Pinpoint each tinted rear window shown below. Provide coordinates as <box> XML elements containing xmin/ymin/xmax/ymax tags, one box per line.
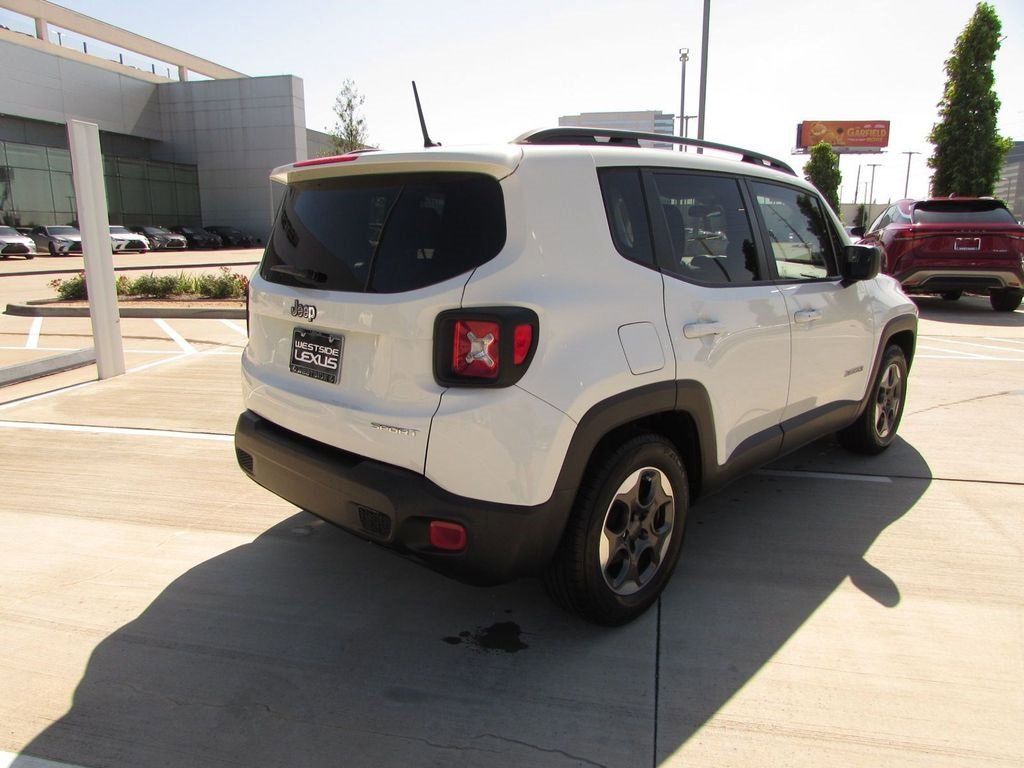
<box><xmin>912</xmin><ymin>201</ymin><xmax>1016</xmax><ymax>224</ymax></box>
<box><xmin>261</xmin><ymin>172</ymin><xmax>506</xmax><ymax>294</ymax></box>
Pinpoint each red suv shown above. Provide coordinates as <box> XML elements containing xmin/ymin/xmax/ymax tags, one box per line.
<box><xmin>855</xmin><ymin>197</ymin><xmax>1024</xmax><ymax>312</ymax></box>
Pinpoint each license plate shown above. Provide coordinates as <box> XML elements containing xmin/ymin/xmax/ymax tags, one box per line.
<box><xmin>954</xmin><ymin>237</ymin><xmax>981</xmax><ymax>251</ymax></box>
<box><xmin>289</xmin><ymin>328</ymin><xmax>344</xmax><ymax>384</ymax></box>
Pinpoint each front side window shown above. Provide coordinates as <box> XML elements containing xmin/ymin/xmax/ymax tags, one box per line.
<box><xmin>650</xmin><ymin>172</ymin><xmax>762</xmax><ymax>284</ymax></box>
<box><xmin>750</xmin><ymin>182</ymin><xmax>838</xmax><ymax>281</ymax></box>
<box><xmin>868</xmin><ymin>207</ymin><xmax>894</xmax><ymax>233</ymax></box>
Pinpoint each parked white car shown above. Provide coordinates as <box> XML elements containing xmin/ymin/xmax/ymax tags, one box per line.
<box><xmin>0</xmin><ymin>226</ymin><xmax>35</xmax><ymax>259</ymax></box>
<box><xmin>30</xmin><ymin>225</ymin><xmax>81</xmax><ymax>256</ymax></box>
<box><xmin>234</xmin><ymin>128</ymin><xmax>918</xmax><ymax>624</ymax></box>
<box><xmin>109</xmin><ymin>225</ymin><xmax>150</xmax><ymax>253</ymax></box>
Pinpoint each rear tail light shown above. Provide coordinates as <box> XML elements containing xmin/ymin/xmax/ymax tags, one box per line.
<box><xmin>434</xmin><ymin>308</ymin><xmax>539</xmax><ymax>387</ymax></box>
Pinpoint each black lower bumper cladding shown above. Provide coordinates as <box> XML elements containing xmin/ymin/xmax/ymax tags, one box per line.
<box><xmin>233</xmin><ymin>411</ymin><xmax>573</xmax><ymax>585</ymax></box>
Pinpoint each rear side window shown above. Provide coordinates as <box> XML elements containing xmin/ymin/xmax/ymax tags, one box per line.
<box><xmin>598</xmin><ymin>168</ymin><xmax>654</xmax><ymax>266</ymax></box>
<box><xmin>912</xmin><ymin>200</ymin><xmax>1016</xmax><ymax>224</ymax></box>
<box><xmin>650</xmin><ymin>172</ymin><xmax>762</xmax><ymax>284</ymax></box>
<box><xmin>261</xmin><ymin>172</ymin><xmax>506</xmax><ymax>293</ymax></box>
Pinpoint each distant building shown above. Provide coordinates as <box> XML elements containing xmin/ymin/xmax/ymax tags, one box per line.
<box><xmin>995</xmin><ymin>141</ymin><xmax>1023</xmax><ymax>217</ymax></box>
<box><xmin>558</xmin><ymin>110</ymin><xmax>676</xmax><ymax>150</ymax></box>
<box><xmin>0</xmin><ymin>0</ymin><xmax>330</xmax><ymax>240</ymax></box>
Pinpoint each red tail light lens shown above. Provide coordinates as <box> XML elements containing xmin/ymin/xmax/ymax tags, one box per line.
<box><xmin>513</xmin><ymin>324</ymin><xmax>533</xmax><ymax>365</ymax></box>
<box><xmin>452</xmin><ymin>320</ymin><xmax>500</xmax><ymax>379</ymax></box>
<box><xmin>434</xmin><ymin>308</ymin><xmax>538</xmax><ymax>388</ymax></box>
<box><xmin>429</xmin><ymin>520</ymin><xmax>467</xmax><ymax>552</ymax></box>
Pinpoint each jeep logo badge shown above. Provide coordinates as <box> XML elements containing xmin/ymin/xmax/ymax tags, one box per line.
<box><xmin>290</xmin><ymin>299</ymin><xmax>317</xmax><ymax>322</ymax></box>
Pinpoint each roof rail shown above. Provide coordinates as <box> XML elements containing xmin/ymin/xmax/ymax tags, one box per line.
<box><xmin>513</xmin><ymin>127</ymin><xmax>796</xmax><ymax>176</ymax></box>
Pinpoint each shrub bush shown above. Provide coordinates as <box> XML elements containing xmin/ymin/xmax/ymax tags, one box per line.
<box><xmin>50</xmin><ymin>267</ymin><xmax>249</xmax><ymax>301</ymax></box>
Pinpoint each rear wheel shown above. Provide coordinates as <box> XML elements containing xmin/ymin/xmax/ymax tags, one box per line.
<box><xmin>941</xmin><ymin>291</ymin><xmax>962</xmax><ymax>301</ymax></box>
<box><xmin>837</xmin><ymin>344</ymin><xmax>908</xmax><ymax>455</ymax></box>
<box><xmin>990</xmin><ymin>290</ymin><xmax>1023</xmax><ymax>312</ymax></box>
<box><xmin>544</xmin><ymin>434</ymin><xmax>689</xmax><ymax>625</ymax></box>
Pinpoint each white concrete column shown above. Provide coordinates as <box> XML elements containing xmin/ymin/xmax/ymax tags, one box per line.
<box><xmin>178</xmin><ymin>64</ymin><xmax>188</xmax><ymax>82</ymax></box>
<box><xmin>67</xmin><ymin>119</ymin><xmax>125</xmax><ymax>379</ymax></box>
<box><xmin>34</xmin><ymin>15</ymin><xmax>48</xmax><ymax>42</ymax></box>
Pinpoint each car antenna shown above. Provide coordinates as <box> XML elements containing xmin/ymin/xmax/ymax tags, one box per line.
<box><xmin>412</xmin><ymin>81</ymin><xmax>440</xmax><ymax>148</ymax></box>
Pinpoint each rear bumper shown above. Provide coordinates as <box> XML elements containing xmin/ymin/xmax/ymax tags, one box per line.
<box><xmin>897</xmin><ymin>268</ymin><xmax>1023</xmax><ymax>294</ymax></box>
<box><xmin>234</xmin><ymin>410</ymin><xmax>574</xmax><ymax>585</ymax></box>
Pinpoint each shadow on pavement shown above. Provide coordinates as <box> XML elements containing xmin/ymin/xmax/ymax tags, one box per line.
<box><xmin>913</xmin><ymin>295</ymin><xmax>1024</xmax><ymax>326</ymax></box>
<box><xmin>15</xmin><ymin>438</ymin><xmax>931</xmax><ymax>768</ymax></box>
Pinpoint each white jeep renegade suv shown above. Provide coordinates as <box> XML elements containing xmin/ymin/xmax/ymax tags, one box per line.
<box><xmin>234</xmin><ymin>128</ymin><xmax>918</xmax><ymax>625</ymax></box>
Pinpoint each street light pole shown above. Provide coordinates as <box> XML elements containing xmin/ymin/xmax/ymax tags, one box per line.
<box><xmin>678</xmin><ymin>48</ymin><xmax>689</xmax><ymax>151</ymax></box>
<box><xmin>902</xmin><ymin>151</ymin><xmax>920</xmax><ymax>198</ymax></box>
<box><xmin>867</xmin><ymin>163</ymin><xmax>882</xmax><ymax>220</ymax></box>
<box><xmin>853</xmin><ymin>164</ymin><xmax>862</xmax><ymax>205</ymax></box>
<box><xmin>697</xmin><ymin>0</ymin><xmax>711</xmax><ymax>150</ymax></box>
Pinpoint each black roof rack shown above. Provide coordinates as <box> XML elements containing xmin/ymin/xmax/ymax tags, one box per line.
<box><xmin>513</xmin><ymin>127</ymin><xmax>796</xmax><ymax>177</ymax></box>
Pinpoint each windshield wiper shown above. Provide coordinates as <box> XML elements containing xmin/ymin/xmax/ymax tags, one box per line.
<box><xmin>269</xmin><ymin>264</ymin><xmax>327</xmax><ymax>286</ymax></box>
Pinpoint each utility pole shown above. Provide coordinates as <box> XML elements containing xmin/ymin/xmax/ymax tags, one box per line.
<box><xmin>697</xmin><ymin>0</ymin><xmax>711</xmax><ymax>150</ymax></box>
<box><xmin>867</xmin><ymin>163</ymin><xmax>882</xmax><ymax>206</ymax></box>
<box><xmin>678</xmin><ymin>48</ymin><xmax>689</xmax><ymax>151</ymax></box>
<box><xmin>902</xmin><ymin>151</ymin><xmax>920</xmax><ymax>198</ymax></box>
<box><xmin>682</xmin><ymin>116</ymin><xmax>698</xmax><ymax>137</ymax></box>
<box><xmin>853</xmin><ymin>164</ymin><xmax>862</xmax><ymax>205</ymax></box>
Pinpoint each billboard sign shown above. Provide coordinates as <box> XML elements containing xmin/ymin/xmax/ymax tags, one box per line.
<box><xmin>796</xmin><ymin>121</ymin><xmax>890</xmax><ymax>153</ymax></box>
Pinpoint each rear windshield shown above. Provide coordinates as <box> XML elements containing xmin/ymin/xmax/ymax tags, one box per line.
<box><xmin>912</xmin><ymin>200</ymin><xmax>1016</xmax><ymax>224</ymax></box>
<box><xmin>261</xmin><ymin>172</ymin><xmax>506</xmax><ymax>294</ymax></box>
<box><xmin>0</xmin><ymin>227</ymin><xmax>18</xmax><ymax>236</ymax></box>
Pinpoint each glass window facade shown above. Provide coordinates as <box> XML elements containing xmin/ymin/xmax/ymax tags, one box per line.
<box><xmin>0</xmin><ymin>140</ymin><xmax>201</xmax><ymax>228</ymax></box>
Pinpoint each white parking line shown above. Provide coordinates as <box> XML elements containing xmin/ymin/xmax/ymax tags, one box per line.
<box><xmin>0</xmin><ymin>419</ymin><xmax>233</xmax><ymax>442</ymax></box>
<box><xmin>220</xmin><ymin>318</ymin><xmax>248</xmax><ymax>337</ymax></box>
<box><xmin>917</xmin><ymin>343</ymin><xmax>986</xmax><ymax>359</ymax></box>
<box><xmin>928</xmin><ymin>337</ymin><xmax>1024</xmax><ymax>354</ymax></box>
<box><xmin>985</xmin><ymin>337</ymin><xmax>1024</xmax><ymax>345</ymax></box>
<box><xmin>0</xmin><ymin>748</ymin><xmax>91</xmax><ymax>768</ymax></box>
<box><xmin>153</xmin><ymin>318</ymin><xmax>196</xmax><ymax>354</ymax></box>
<box><xmin>757</xmin><ymin>469</ymin><xmax>892</xmax><ymax>484</ymax></box>
<box><xmin>25</xmin><ymin>317</ymin><xmax>42</xmax><ymax>349</ymax></box>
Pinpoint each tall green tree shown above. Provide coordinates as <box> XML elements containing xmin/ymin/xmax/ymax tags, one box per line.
<box><xmin>329</xmin><ymin>80</ymin><xmax>370</xmax><ymax>154</ymax></box>
<box><xmin>803</xmin><ymin>142</ymin><xmax>842</xmax><ymax>214</ymax></box>
<box><xmin>928</xmin><ymin>2</ymin><xmax>1012</xmax><ymax>196</ymax></box>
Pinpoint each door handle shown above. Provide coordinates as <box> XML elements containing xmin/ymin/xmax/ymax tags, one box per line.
<box><xmin>793</xmin><ymin>308</ymin><xmax>822</xmax><ymax>324</ymax></box>
<box><xmin>683</xmin><ymin>321</ymin><xmax>725</xmax><ymax>339</ymax></box>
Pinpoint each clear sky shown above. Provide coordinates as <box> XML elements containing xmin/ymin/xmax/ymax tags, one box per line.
<box><xmin>8</xmin><ymin>0</ymin><xmax>1023</xmax><ymax>205</ymax></box>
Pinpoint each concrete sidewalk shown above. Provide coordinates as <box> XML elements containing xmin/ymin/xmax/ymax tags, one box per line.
<box><xmin>0</xmin><ymin>306</ymin><xmax>1021</xmax><ymax>767</ymax></box>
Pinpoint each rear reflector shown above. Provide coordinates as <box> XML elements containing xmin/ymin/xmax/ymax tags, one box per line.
<box><xmin>429</xmin><ymin>521</ymin><xmax>467</xmax><ymax>552</ymax></box>
<box><xmin>513</xmin><ymin>324</ymin><xmax>533</xmax><ymax>365</ymax></box>
<box><xmin>294</xmin><ymin>154</ymin><xmax>360</xmax><ymax>167</ymax></box>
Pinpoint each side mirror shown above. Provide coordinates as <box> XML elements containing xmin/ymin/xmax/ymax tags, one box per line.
<box><xmin>848</xmin><ymin>226</ymin><xmax>865</xmax><ymax>238</ymax></box>
<box><xmin>841</xmin><ymin>244</ymin><xmax>881</xmax><ymax>286</ymax></box>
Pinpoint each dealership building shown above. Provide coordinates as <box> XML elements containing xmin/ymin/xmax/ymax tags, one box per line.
<box><xmin>0</xmin><ymin>0</ymin><xmax>330</xmax><ymax>241</ymax></box>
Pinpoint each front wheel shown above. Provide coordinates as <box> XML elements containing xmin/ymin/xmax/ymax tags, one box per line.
<box><xmin>837</xmin><ymin>344</ymin><xmax>908</xmax><ymax>455</ymax></box>
<box><xmin>941</xmin><ymin>291</ymin><xmax>962</xmax><ymax>301</ymax></box>
<box><xmin>544</xmin><ymin>434</ymin><xmax>689</xmax><ymax>625</ymax></box>
<box><xmin>990</xmin><ymin>290</ymin><xmax>1023</xmax><ymax>312</ymax></box>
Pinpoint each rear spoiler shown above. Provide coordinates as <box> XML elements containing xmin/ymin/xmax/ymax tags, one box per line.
<box><xmin>271</xmin><ymin>147</ymin><xmax>523</xmax><ymax>185</ymax></box>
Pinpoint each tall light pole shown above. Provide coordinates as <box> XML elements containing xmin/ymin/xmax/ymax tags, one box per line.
<box><xmin>867</xmin><ymin>163</ymin><xmax>883</xmax><ymax>215</ymax></box>
<box><xmin>682</xmin><ymin>115</ymin><xmax>698</xmax><ymax>137</ymax></box>
<box><xmin>902</xmin><ymin>151</ymin><xmax>920</xmax><ymax>198</ymax></box>
<box><xmin>678</xmin><ymin>48</ymin><xmax>689</xmax><ymax>151</ymax></box>
<box><xmin>853</xmin><ymin>164</ymin><xmax>862</xmax><ymax>205</ymax></box>
<box><xmin>696</xmin><ymin>0</ymin><xmax>711</xmax><ymax>150</ymax></box>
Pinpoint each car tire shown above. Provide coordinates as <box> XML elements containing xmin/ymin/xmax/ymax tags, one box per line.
<box><xmin>941</xmin><ymin>291</ymin><xmax>962</xmax><ymax>301</ymax></box>
<box><xmin>48</xmin><ymin>242</ymin><xmax>56</xmax><ymax>256</ymax></box>
<box><xmin>990</xmin><ymin>290</ymin><xmax>1023</xmax><ymax>312</ymax></box>
<box><xmin>25</xmin><ymin>254</ymin><xmax>34</xmax><ymax>260</ymax></box>
<box><xmin>544</xmin><ymin>433</ymin><xmax>689</xmax><ymax>626</ymax></box>
<box><xmin>837</xmin><ymin>344</ymin><xmax>908</xmax><ymax>455</ymax></box>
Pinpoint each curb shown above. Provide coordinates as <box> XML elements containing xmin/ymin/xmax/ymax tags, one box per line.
<box><xmin>0</xmin><ymin>260</ymin><xmax>259</xmax><ymax>279</ymax></box>
<box><xmin>0</xmin><ymin>348</ymin><xmax>96</xmax><ymax>388</ymax></box>
<box><xmin>5</xmin><ymin>302</ymin><xmax>246</xmax><ymax>319</ymax></box>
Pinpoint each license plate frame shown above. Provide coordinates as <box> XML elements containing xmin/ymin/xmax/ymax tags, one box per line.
<box><xmin>289</xmin><ymin>327</ymin><xmax>344</xmax><ymax>385</ymax></box>
<box><xmin>953</xmin><ymin>237</ymin><xmax>981</xmax><ymax>252</ymax></box>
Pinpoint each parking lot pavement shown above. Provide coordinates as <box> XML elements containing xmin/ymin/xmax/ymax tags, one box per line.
<box><xmin>0</xmin><ymin>299</ymin><xmax>1021</xmax><ymax>768</ymax></box>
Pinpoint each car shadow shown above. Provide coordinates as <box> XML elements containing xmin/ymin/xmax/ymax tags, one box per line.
<box><xmin>912</xmin><ymin>294</ymin><xmax>1024</xmax><ymax>326</ymax></box>
<box><xmin>14</xmin><ymin>438</ymin><xmax>931</xmax><ymax>768</ymax></box>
